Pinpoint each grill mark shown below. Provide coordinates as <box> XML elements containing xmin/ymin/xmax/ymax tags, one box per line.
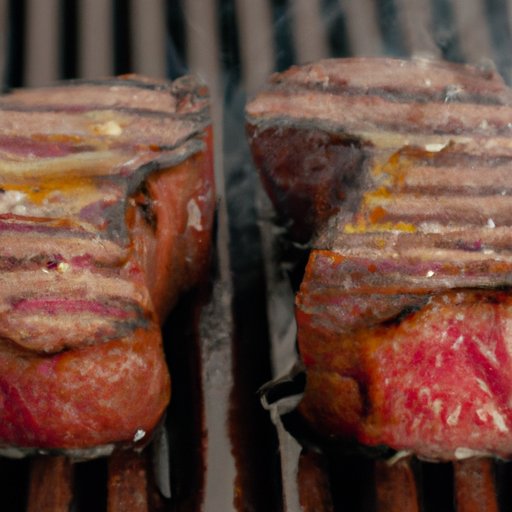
<box><xmin>332</xmin><ymin>229</ymin><xmax>512</xmax><ymax>256</ymax></box>
<box><xmin>307</xmin><ymin>251</ymin><xmax>512</xmax><ymax>294</ymax></box>
<box><xmin>363</xmin><ymin>194</ymin><xmax>512</xmax><ymax>226</ymax></box>
<box><xmin>265</xmin><ymin>81</ymin><xmax>509</xmax><ymax>106</ymax></box>
<box><xmin>251</xmin><ymin>110</ymin><xmax>512</xmax><ymax>138</ymax></box>
<box><xmin>0</xmin><ymin>216</ymin><xmax>134</xmax><ymax>248</ymax></box>
<box><xmin>0</xmin><ymin>217</ymin><xmax>103</xmax><ymax>238</ymax></box>
<box><xmin>0</xmin><ymin>254</ymin><xmax>124</xmax><ymax>274</ymax></box>
<box><xmin>380</xmin><ymin>303</ymin><xmax>424</xmax><ymax>327</ymax></box>
<box><xmin>387</xmin><ymin>166</ymin><xmax>512</xmax><ymax>196</ymax></box>
<box><xmin>10</xmin><ymin>296</ymin><xmax>146</xmax><ymax>320</ymax></box>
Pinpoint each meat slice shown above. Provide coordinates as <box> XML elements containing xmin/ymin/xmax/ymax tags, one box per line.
<box><xmin>246</xmin><ymin>57</ymin><xmax>512</xmax><ymax>240</ymax></box>
<box><xmin>0</xmin><ymin>75</ymin><xmax>215</xmax><ymax>451</ymax></box>
<box><xmin>246</xmin><ymin>58</ymin><xmax>512</xmax><ymax>459</ymax></box>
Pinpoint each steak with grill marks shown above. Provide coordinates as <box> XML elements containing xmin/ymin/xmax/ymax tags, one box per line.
<box><xmin>246</xmin><ymin>57</ymin><xmax>512</xmax><ymax>460</ymax></box>
<box><xmin>0</xmin><ymin>75</ymin><xmax>215</xmax><ymax>452</ymax></box>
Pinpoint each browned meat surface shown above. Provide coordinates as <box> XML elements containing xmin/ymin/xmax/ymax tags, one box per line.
<box><xmin>0</xmin><ymin>75</ymin><xmax>215</xmax><ymax>451</ymax></box>
<box><xmin>247</xmin><ymin>58</ymin><xmax>512</xmax><ymax>459</ymax></box>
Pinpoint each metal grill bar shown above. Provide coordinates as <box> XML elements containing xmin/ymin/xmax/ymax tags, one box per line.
<box><xmin>394</xmin><ymin>0</ymin><xmax>440</xmax><ymax>57</ymax></box>
<box><xmin>292</xmin><ymin>450</ymin><xmax>508</xmax><ymax>511</ymax></box>
<box><xmin>374</xmin><ymin>459</ymin><xmax>419</xmax><ymax>512</ymax></box>
<box><xmin>291</xmin><ymin>0</ymin><xmax>329</xmax><ymax>65</ymax></box>
<box><xmin>452</xmin><ymin>0</ymin><xmax>494</xmax><ymax>62</ymax></box>
<box><xmin>24</xmin><ymin>0</ymin><xmax>59</xmax><ymax>86</ymax></box>
<box><xmin>78</xmin><ymin>0</ymin><xmax>113</xmax><ymax>79</ymax></box>
<box><xmin>107</xmin><ymin>450</ymin><xmax>151</xmax><ymax>512</ymax></box>
<box><xmin>234</xmin><ymin>0</ymin><xmax>275</xmax><ymax>95</ymax></box>
<box><xmin>454</xmin><ymin>458</ymin><xmax>499</xmax><ymax>512</ymax></box>
<box><xmin>26</xmin><ymin>457</ymin><xmax>73</xmax><ymax>512</ymax></box>
<box><xmin>4</xmin><ymin>1</ymin><xmax>512</xmax><ymax>511</ymax></box>
<box><xmin>131</xmin><ymin>0</ymin><xmax>166</xmax><ymax>77</ymax></box>
<box><xmin>339</xmin><ymin>0</ymin><xmax>382</xmax><ymax>56</ymax></box>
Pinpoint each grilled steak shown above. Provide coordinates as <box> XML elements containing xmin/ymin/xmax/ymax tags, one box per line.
<box><xmin>246</xmin><ymin>58</ymin><xmax>512</xmax><ymax>459</ymax></box>
<box><xmin>0</xmin><ymin>75</ymin><xmax>214</xmax><ymax>451</ymax></box>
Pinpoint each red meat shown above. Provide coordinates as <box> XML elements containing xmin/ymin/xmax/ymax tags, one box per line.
<box><xmin>0</xmin><ymin>75</ymin><xmax>215</xmax><ymax>451</ymax></box>
<box><xmin>247</xmin><ymin>58</ymin><xmax>512</xmax><ymax>459</ymax></box>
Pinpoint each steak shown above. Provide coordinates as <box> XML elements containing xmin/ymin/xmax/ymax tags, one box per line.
<box><xmin>0</xmin><ymin>75</ymin><xmax>215</xmax><ymax>452</ymax></box>
<box><xmin>246</xmin><ymin>58</ymin><xmax>512</xmax><ymax>460</ymax></box>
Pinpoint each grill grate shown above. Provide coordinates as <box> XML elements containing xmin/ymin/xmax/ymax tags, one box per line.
<box><xmin>26</xmin><ymin>452</ymin><xmax>162</xmax><ymax>512</ymax></box>
<box><xmin>0</xmin><ymin>451</ymin><xmax>160</xmax><ymax>512</ymax></box>
<box><xmin>295</xmin><ymin>448</ymin><xmax>508</xmax><ymax>511</ymax></box>
<box><xmin>2</xmin><ymin>1</ymin><xmax>512</xmax><ymax>511</ymax></box>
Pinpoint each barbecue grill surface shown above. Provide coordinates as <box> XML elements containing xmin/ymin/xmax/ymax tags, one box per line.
<box><xmin>2</xmin><ymin>1</ymin><xmax>512</xmax><ymax>510</ymax></box>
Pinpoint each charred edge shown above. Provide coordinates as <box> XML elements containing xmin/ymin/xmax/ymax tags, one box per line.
<box><xmin>247</xmin><ymin>121</ymin><xmax>368</xmax><ymax>241</ymax></box>
<box><xmin>96</xmin><ymin>137</ymin><xmax>204</xmax><ymax>243</ymax></box>
<box><xmin>380</xmin><ymin>303</ymin><xmax>426</xmax><ymax>327</ymax></box>
<box><xmin>264</xmin><ymin>81</ymin><xmax>509</xmax><ymax>106</ymax></box>
<box><xmin>347</xmin><ymin>369</ymin><xmax>373</xmax><ymax>422</ymax></box>
<box><xmin>467</xmin><ymin>287</ymin><xmax>512</xmax><ymax>303</ymax></box>
<box><xmin>126</xmin><ymin>137</ymin><xmax>205</xmax><ymax>194</ymax></box>
<box><xmin>133</xmin><ymin>181</ymin><xmax>157</xmax><ymax>231</ymax></box>
<box><xmin>9</xmin><ymin>295</ymin><xmax>149</xmax><ymax>317</ymax></box>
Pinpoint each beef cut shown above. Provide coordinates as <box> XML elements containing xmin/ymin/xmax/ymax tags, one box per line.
<box><xmin>246</xmin><ymin>58</ymin><xmax>512</xmax><ymax>460</ymax></box>
<box><xmin>0</xmin><ymin>75</ymin><xmax>214</xmax><ymax>452</ymax></box>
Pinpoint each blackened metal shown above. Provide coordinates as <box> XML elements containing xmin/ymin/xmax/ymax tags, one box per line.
<box><xmin>430</xmin><ymin>0</ymin><xmax>465</xmax><ymax>63</ymax></box>
<box><xmin>271</xmin><ymin>0</ymin><xmax>295</xmax><ymax>72</ymax></box>
<box><xmin>375</xmin><ymin>0</ymin><xmax>408</xmax><ymax>57</ymax></box>
<box><xmin>164</xmin><ymin>289</ymin><xmax>207</xmax><ymax>512</ymax></box>
<box><xmin>113</xmin><ymin>0</ymin><xmax>131</xmax><ymax>75</ymax></box>
<box><xmin>418</xmin><ymin>461</ymin><xmax>455</xmax><ymax>512</ymax></box>
<box><xmin>485</xmin><ymin>0</ymin><xmax>512</xmax><ymax>84</ymax></box>
<box><xmin>59</xmin><ymin>0</ymin><xmax>78</xmax><ymax>80</ymax></box>
<box><xmin>71</xmin><ymin>459</ymin><xmax>108</xmax><ymax>512</ymax></box>
<box><xmin>321</xmin><ymin>0</ymin><xmax>351</xmax><ymax>58</ymax></box>
<box><xmin>0</xmin><ymin>458</ymin><xmax>29</xmax><ymax>512</ymax></box>
<box><xmin>134</xmin><ymin>181</ymin><xmax>157</xmax><ymax>231</ymax></box>
<box><xmin>219</xmin><ymin>0</ymin><xmax>241</xmax><ymax>91</ymax></box>
<box><xmin>229</xmin><ymin>249</ymin><xmax>284</xmax><ymax>511</ymax></box>
<box><xmin>5</xmin><ymin>0</ymin><xmax>25</xmax><ymax>89</ymax></box>
<box><xmin>166</xmin><ymin>0</ymin><xmax>188</xmax><ymax>79</ymax></box>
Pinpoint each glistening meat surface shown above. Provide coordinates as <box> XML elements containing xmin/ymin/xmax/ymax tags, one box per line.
<box><xmin>0</xmin><ymin>75</ymin><xmax>215</xmax><ymax>451</ymax></box>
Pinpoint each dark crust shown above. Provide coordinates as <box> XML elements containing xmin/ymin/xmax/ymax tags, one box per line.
<box><xmin>246</xmin><ymin>122</ymin><xmax>368</xmax><ymax>241</ymax></box>
<box><xmin>263</xmin><ymin>81</ymin><xmax>509</xmax><ymax>106</ymax></box>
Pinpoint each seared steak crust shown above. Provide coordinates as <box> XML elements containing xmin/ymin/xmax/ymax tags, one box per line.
<box><xmin>247</xmin><ymin>58</ymin><xmax>512</xmax><ymax>459</ymax></box>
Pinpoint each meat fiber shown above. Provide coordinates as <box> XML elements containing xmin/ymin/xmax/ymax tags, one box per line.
<box><xmin>246</xmin><ymin>58</ymin><xmax>512</xmax><ymax>460</ymax></box>
<box><xmin>0</xmin><ymin>75</ymin><xmax>215</xmax><ymax>451</ymax></box>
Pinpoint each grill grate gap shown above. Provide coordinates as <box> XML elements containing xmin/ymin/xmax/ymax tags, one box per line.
<box><xmin>0</xmin><ymin>458</ymin><xmax>29</xmax><ymax>512</ymax></box>
<box><xmin>73</xmin><ymin>458</ymin><xmax>108</xmax><ymax>512</ymax></box>
<box><xmin>327</xmin><ymin>451</ymin><xmax>376</xmax><ymax>512</ymax></box>
<box><xmin>495</xmin><ymin>460</ymin><xmax>512</xmax><ymax>511</ymax></box>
